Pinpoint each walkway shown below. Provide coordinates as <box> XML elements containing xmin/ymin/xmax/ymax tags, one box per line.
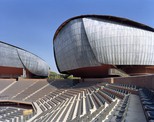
<box><xmin>125</xmin><ymin>94</ymin><xmax>146</xmax><ymax>122</ymax></box>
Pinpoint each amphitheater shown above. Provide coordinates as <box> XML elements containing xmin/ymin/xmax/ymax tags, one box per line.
<box><xmin>0</xmin><ymin>15</ymin><xmax>154</xmax><ymax>122</ymax></box>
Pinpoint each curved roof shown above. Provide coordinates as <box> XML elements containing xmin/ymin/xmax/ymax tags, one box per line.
<box><xmin>0</xmin><ymin>41</ymin><xmax>45</xmax><ymax>62</ymax></box>
<box><xmin>53</xmin><ymin>15</ymin><xmax>154</xmax><ymax>40</ymax></box>
<box><xmin>0</xmin><ymin>41</ymin><xmax>50</xmax><ymax>77</ymax></box>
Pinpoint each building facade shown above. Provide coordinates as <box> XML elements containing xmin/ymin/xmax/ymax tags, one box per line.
<box><xmin>53</xmin><ymin>15</ymin><xmax>154</xmax><ymax>78</ymax></box>
<box><xmin>0</xmin><ymin>41</ymin><xmax>50</xmax><ymax>78</ymax></box>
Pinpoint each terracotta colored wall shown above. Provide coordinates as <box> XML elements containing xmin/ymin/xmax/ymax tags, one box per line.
<box><xmin>83</xmin><ymin>75</ymin><xmax>154</xmax><ymax>90</ymax></box>
<box><xmin>68</xmin><ymin>65</ymin><xmax>114</xmax><ymax>78</ymax></box>
<box><xmin>121</xmin><ymin>66</ymin><xmax>154</xmax><ymax>74</ymax></box>
<box><xmin>0</xmin><ymin>66</ymin><xmax>37</xmax><ymax>78</ymax></box>
<box><xmin>0</xmin><ymin>66</ymin><xmax>23</xmax><ymax>78</ymax></box>
<box><xmin>110</xmin><ymin>75</ymin><xmax>154</xmax><ymax>90</ymax></box>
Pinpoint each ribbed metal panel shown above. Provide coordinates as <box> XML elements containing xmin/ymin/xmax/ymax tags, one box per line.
<box><xmin>0</xmin><ymin>43</ymin><xmax>22</xmax><ymax>68</ymax></box>
<box><xmin>54</xmin><ymin>18</ymin><xmax>99</xmax><ymax>72</ymax></box>
<box><xmin>0</xmin><ymin>41</ymin><xmax>49</xmax><ymax>77</ymax></box>
<box><xmin>54</xmin><ymin>17</ymin><xmax>154</xmax><ymax>72</ymax></box>
<box><xmin>83</xmin><ymin>18</ymin><xmax>154</xmax><ymax>65</ymax></box>
<box><xmin>17</xmin><ymin>49</ymin><xmax>49</xmax><ymax>76</ymax></box>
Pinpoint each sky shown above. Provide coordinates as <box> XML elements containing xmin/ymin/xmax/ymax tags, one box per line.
<box><xmin>0</xmin><ymin>0</ymin><xmax>153</xmax><ymax>73</ymax></box>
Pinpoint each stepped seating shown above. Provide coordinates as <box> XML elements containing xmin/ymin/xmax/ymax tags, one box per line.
<box><xmin>106</xmin><ymin>86</ymin><xmax>128</xmax><ymax>94</ymax></box>
<box><xmin>74</xmin><ymin>80</ymin><xmax>98</xmax><ymax>88</ymax></box>
<box><xmin>31</xmin><ymin>82</ymin><xmax>124</xmax><ymax>122</ymax></box>
<box><xmin>0</xmin><ymin>80</ymin><xmax>35</xmax><ymax>100</ymax></box>
<box><xmin>0</xmin><ymin>107</ymin><xmax>33</xmax><ymax>122</ymax></box>
<box><xmin>34</xmin><ymin>83</ymin><xmax>135</xmax><ymax>122</ymax></box>
<box><xmin>103</xmin><ymin>87</ymin><xmax>125</xmax><ymax>99</ymax></box>
<box><xmin>0</xmin><ymin>79</ymin><xmax>148</xmax><ymax>122</ymax></box>
<box><xmin>33</xmin><ymin>94</ymin><xmax>76</xmax><ymax>121</ymax></box>
<box><xmin>0</xmin><ymin>79</ymin><xmax>56</xmax><ymax>103</ymax></box>
<box><xmin>0</xmin><ymin>79</ymin><xmax>15</xmax><ymax>93</ymax></box>
<box><xmin>113</xmin><ymin>83</ymin><xmax>138</xmax><ymax>90</ymax></box>
<box><xmin>12</xmin><ymin>80</ymin><xmax>50</xmax><ymax>101</ymax></box>
<box><xmin>108</xmin><ymin>95</ymin><xmax>130</xmax><ymax>122</ymax></box>
<box><xmin>49</xmin><ymin>79</ymin><xmax>75</xmax><ymax>88</ymax></box>
<box><xmin>107</xmin><ymin>83</ymin><xmax>138</xmax><ymax>94</ymax></box>
<box><xmin>75</xmin><ymin>84</ymin><xmax>132</xmax><ymax>122</ymax></box>
<box><xmin>24</xmin><ymin>84</ymin><xmax>56</xmax><ymax>102</ymax></box>
<box><xmin>32</xmin><ymin>87</ymin><xmax>92</xmax><ymax>121</ymax></box>
<box><xmin>139</xmin><ymin>88</ymin><xmax>154</xmax><ymax>121</ymax></box>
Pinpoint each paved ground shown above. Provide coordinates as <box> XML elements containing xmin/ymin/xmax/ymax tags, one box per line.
<box><xmin>125</xmin><ymin>94</ymin><xmax>146</xmax><ymax>122</ymax></box>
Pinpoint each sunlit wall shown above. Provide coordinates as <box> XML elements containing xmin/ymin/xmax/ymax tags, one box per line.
<box><xmin>0</xmin><ymin>41</ymin><xmax>49</xmax><ymax>77</ymax></box>
<box><xmin>54</xmin><ymin>16</ymin><xmax>154</xmax><ymax>72</ymax></box>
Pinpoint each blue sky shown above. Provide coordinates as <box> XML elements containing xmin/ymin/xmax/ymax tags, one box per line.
<box><xmin>0</xmin><ymin>0</ymin><xmax>153</xmax><ymax>73</ymax></box>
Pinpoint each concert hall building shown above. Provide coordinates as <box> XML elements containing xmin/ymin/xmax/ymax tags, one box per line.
<box><xmin>0</xmin><ymin>41</ymin><xmax>49</xmax><ymax>78</ymax></box>
<box><xmin>53</xmin><ymin>15</ymin><xmax>154</xmax><ymax>78</ymax></box>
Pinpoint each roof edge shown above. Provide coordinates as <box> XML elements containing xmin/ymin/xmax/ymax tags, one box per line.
<box><xmin>0</xmin><ymin>40</ymin><xmax>49</xmax><ymax>65</ymax></box>
<box><xmin>53</xmin><ymin>14</ymin><xmax>154</xmax><ymax>40</ymax></box>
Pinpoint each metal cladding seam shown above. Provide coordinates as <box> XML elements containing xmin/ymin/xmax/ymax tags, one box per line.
<box><xmin>53</xmin><ymin>15</ymin><xmax>154</xmax><ymax>73</ymax></box>
<box><xmin>0</xmin><ymin>41</ymin><xmax>49</xmax><ymax>77</ymax></box>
